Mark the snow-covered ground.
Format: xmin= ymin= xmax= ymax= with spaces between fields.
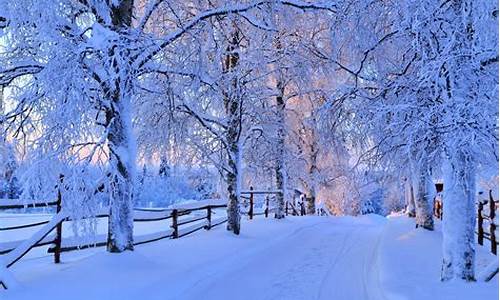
xmin=1 ymin=214 xmax=498 ymax=300
xmin=379 ymin=215 xmax=498 ymax=300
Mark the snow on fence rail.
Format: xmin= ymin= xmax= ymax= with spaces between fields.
xmin=434 ymin=189 xmax=499 ymax=255
xmin=0 ymin=201 xmax=224 ymax=263
xmin=3 ymin=211 xmax=69 ymax=268
xmin=0 ymin=198 xmax=58 ymax=209
xmin=0 ymin=188 xmax=293 ymax=275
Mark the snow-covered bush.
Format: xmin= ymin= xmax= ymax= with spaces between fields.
xmin=136 ymin=166 xmax=217 ymax=207
xmin=0 ymin=143 xmax=20 ymax=199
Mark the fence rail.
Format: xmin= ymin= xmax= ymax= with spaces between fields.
xmin=286 ymin=201 xmax=306 ymax=216
xmin=434 ymin=189 xmax=498 ymax=255
xmin=0 ymin=198 xmax=58 ymax=209
xmin=0 ymin=187 xmax=291 ymax=273
xmin=0 ymin=202 xmax=226 ymax=262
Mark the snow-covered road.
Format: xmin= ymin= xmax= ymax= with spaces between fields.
xmin=167 ymin=219 xmax=385 ymax=300
xmin=4 ymin=216 xmax=388 ymax=300
xmin=3 ymin=215 xmax=498 ymax=300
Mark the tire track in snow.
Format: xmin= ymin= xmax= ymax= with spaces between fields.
xmin=140 ymin=218 xmax=386 ymax=300
xmin=146 ymin=220 xmax=331 ymax=300
xmin=360 ymin=227 xmax=385 ymax=300
xmin=315 ymin=226 xmax=362 ymax=300
xmin=363 ymin=224 xmax=388 ymax=300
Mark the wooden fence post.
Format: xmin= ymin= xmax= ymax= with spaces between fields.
xmin=433 ymin=200 xmax=437 ymax=219
xmin=439 ymin=201 xmax=443 ymax=220
xmin=249 ymin=186 xmax=254 ymax=220
xmin=433 ymin=198 xmax=442 ymax=220
xmin=54 ymin=174 xmax=63 ymax=264
xmin=206 ymin=206 xmax=212 ymax=230
xmin=489 ymin=191 xmax=497 ymax=255
xmin=172 ymin=209 xmax=179 ymax=239
xmin=437 ymin=200 xmax=442 ymax=220
xmin=478 ymin=201 xmax=485 ymax=246
xmin=265 ymin=196 xmax=269 ymax=218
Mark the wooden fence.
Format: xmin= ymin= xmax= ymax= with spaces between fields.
xmin=240 ymin=187 xmax=280 ymax=219
xmin=286 ymin=201 xmax=305 ymax=216
xmin=0 ymin=201 xmax=227 ymax=267
xmin=0 ymin=188 xmax=291 ymax=271
xmin=241 ymin=188 xmax=313 ymax=217
xmin=433 ymin=190 xmax=498 ymax=255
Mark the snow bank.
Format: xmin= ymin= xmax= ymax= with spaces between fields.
xmin=0 ymin=261 xmax=20 ymax=290
xmin=3 ymin=211 xmax=68 ymax=268
xmin=167 ymin=198 xmax=226 ymax=210
xmin=378 ymin=216 xmax=498 ymax=300
xmin=477 ymin=259 xmax=500 ymax=282
xmin=3 ymin=217 xmax=327 ymax=300
xmin=2 ymin=215 xmax=497 ymax=299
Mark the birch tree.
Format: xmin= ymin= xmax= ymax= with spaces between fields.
xmin=325 ymin=0 xmax=497 ymax=279
xmin=436 ymin=0 xmax=498 ymax=281
xmin=0 ymin=0 xmax=337 ymax=246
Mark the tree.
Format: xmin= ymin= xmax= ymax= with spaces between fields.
xmin=0 ymin=0 xmax=337 ymax=248
xmin=158 ymin=157 xmax=171 ymax=178
xmin=302 ymin=0 xmax=495 ymax=280
xmin=0 ymin=86 xmax=19 ymax=199
xmin=222 ymin=27 xmax=244 ymax=234
xmin=388 ymin=0 xmax=498 ymax=280
xmin=324 ymin=0 xmax=497 ymax=280
xmin=437 ymin=0 xmax=498 ymax=281
xmin=403 ymin=176 xmax=416 ymax=217
xmin=273 ymin=37 xmax=286 ymax=219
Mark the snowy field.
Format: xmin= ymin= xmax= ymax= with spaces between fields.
xmin=1 ymin=214 xmax=498 ymax=300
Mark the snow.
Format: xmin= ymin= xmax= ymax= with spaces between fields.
xmin=0 ymin=198 xmax=57 ymax=208
xmin=3 ymin=211 xmax=68 ymax=268
xmin=0 ymin=261 xmax=19 ymax=289
xmin=441 ymin=154 xmax=477 ymax=281
xmin=379 ymin=215 xmax=498 ymax=300
xmin=2 ymin=214 xmax=496 ymax=299
xmin=167 ymin=198 xmax=227 ymax=210
xmin=87 ymin=23 xmax=117 ymax=51
xmin=0 ymin=212 xmax=175 ymax=258
xmin=477 ymin=259 xmax=499 ymax=282
xmin=0 ymin=234 xmax=55 ymax=255
xmin=0 ymin=0 xmax=496 ymax=296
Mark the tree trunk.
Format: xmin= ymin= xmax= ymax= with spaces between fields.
xmin=404 ymin=177 xmax=416 ymax=217
xmin=224 ymin=29 xmax=242 ymax=234
xmin=440 ymin=0 xmax=477 ymax=282
xmin=225 ymin=131 xmax=241 ymax=234
xmin=106 ymin=91 xmax=135 ymax=252
xmin=441 ymin=150 xmax=476 ymax=281
xmin=306 ymin=140 xmax=319 ymax=215
xmin=414 ymin=160 xmax=434 ymax=230
xmin=274 ymin=79 xmax=286 ymax=219
xmin=226 ymin=169 xmax=240 ymax=235
xmin=106 ymin=0 xmax=135 ymax=252
xmin=306 ymin=193 xmax=316 ymax=215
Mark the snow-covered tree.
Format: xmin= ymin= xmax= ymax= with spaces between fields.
xmin=320 ymin=0 xmax=497 ymax=280
xmin=435 ymin=0 xmax=498 ymax=281
xmin=0 ymin=0 xmax=338 ymax=246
